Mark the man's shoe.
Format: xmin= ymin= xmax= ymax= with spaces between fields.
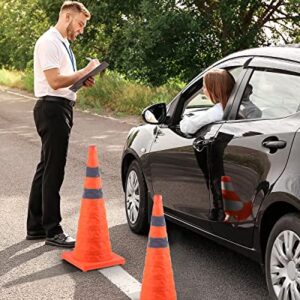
xmin=45 ymin=233 xmax=75 ymax=248
xmin=26 ymin=230 xmax=46 ymax=240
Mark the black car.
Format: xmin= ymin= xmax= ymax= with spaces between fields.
xmin=121 ymin=46 xmax=300 ymax=299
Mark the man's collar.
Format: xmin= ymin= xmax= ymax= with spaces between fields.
xmin=50 ymin=27 xmax=69 ymax=46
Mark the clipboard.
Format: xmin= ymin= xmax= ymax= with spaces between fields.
xmin=69 ymin=61 xmax=109 ymax=92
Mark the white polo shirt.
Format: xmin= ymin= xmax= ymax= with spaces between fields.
xmin=34 ymin=27 xmax=77 ymax=101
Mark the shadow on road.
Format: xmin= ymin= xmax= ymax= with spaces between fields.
xmin=0 ymin=240 xmax=55 ymax=279
xmin=0 ymin=222 xmax=271 ymax=300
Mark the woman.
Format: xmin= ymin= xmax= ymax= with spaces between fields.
xmin=180 ymin=68 xmax=235 ymax=135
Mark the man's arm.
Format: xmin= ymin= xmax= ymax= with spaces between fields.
xmin=44 ymin=59 xmax=99 ymax=90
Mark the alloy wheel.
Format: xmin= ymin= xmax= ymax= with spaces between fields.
xmin=270 ymin=230 xmax=300 ymax=299
xmin=126 ymin=170 xmax=140 ymax=224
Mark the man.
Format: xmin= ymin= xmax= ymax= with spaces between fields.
xmin=26 ymin=1 xmax=99 ymax=248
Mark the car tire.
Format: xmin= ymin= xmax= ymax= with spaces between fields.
xmin=265 ymin=213 xmax=300 ymax=300
xmin=125 ymin=160 xmax=149 ymax=234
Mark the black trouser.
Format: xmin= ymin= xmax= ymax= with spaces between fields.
xmin=27 ymin=97 xmax=73 ymax=237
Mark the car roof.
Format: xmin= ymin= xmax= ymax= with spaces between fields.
xmin=181 ymin=45 xmax=300 ymax=94
xmin=224 ymin=45 xmax=300 ymax=63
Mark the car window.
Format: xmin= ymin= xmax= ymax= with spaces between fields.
xmin=183 ymin=67 xmax=243 ymax=116
xmin=185 ymin=89 xmax=212 ymax=110
xmin=238 ymin=70 xmax=300 ymax=120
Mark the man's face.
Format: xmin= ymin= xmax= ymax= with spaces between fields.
xmin=66 ymin=12 xmax=87 ymax=41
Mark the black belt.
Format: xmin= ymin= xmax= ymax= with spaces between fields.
xmin=39 ymin=96 xmax=75 ymax=107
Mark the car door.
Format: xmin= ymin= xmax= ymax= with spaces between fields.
xmin=207 ymin=57 xmax=300 ymax=247
xmin=147 ymin=59 xmax=248 ymax=230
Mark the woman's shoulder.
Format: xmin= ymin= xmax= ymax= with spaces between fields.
xmin=209 ymin=102 xmax=223 ymax=113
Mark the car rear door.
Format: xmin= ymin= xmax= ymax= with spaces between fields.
xmin=209 ymin=57 xmax=300 ymax=247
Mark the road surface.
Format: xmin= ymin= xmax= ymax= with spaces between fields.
xmin=0 ymin=87 xmax=270 ymax=299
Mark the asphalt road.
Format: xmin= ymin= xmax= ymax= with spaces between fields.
xmin=0 ymin=88 xmax=270 ymax=300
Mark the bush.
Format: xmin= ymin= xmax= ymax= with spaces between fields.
xmin=1 ymin=68 xmax=185 ymax=116
xmin=22 ymin=68 xmax=34 ymax=92
xmin=0 ymin=68 xmax=28 ymax=89
xmin=77 ymin=71 xmax=184 ymax=115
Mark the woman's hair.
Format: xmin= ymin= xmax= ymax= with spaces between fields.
xmin=60 ymin=1 xmax=91 ymax=20
xmin=204 ymin=69 xmax=235 ymax=109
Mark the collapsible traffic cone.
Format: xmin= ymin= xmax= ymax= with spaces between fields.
xmin=221 ymin=176 xmax=252 ymax=221
xmin=62 ymin=145 xmax=125 ymax=271
xmin=140 ymin=195 xmax=176 ymax=300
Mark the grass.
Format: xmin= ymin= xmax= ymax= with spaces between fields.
xmin=0 ymin=69 xmax=25 ymax=89
xmin=77 ymin=71 xmax=184 ymax=116
xmin=0 ymin=68 xmax=184 ymax=116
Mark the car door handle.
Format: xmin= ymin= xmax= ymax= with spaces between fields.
xmin=262 ymin=140 xmax=286 ymax=150
xmin=193 ymin=139 xmax=212 ymax=152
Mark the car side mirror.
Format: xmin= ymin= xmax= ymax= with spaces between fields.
xmin=142 ymin=103 xmax=167 ymax=124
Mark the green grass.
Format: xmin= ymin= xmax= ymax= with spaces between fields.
xmin=77 ymin=71 xmax=184 ymax=115
xmin=0 ymin=69 xmax=25 ymax=89
xmin=0 ymin=68 xmax=184 ymax=116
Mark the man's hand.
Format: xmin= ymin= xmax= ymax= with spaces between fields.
xmin=83 ymin=76 xmax=95 ymax=87
xmin=84 ymin=59 xmax=100 ymax=75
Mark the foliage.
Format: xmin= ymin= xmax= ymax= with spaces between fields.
xmin=102 ymin=0 xmax=300 ymax=85
xmin=0 ymin=67 xmax=183 ymax=115
xmin=22 ymin=68 xmax=34 ymax=92
xmin=0 ymin=0 xmax=49 ymax=70
xmin=77 ymin=70 xmax=184 ymax=115
xmin=0 ymin=69 xmax=25 ymax=89
xmin=0 ymin=0 xmax=299 ymax=87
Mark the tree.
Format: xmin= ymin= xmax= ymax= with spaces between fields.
xmin=99 ymin=0 xmax=300 ymax=85
xmin=0 ymin=0 xmax=49 ymax=69
xmin=0 ymin=0 xmax=299 ymax=85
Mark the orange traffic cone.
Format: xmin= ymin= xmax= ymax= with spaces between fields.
xmin=140 ymin=194 xmax=176 ymax=300
xmin=62 ymin=145 xmax=125 ymax=271
xmin=221 ymin=176 xmax=252 ymax=221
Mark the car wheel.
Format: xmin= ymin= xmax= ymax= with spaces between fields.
xmin=125 ymin=160 xmax=149 ymax=234
xmin=265 ymin=213 xmax=300 ymax=300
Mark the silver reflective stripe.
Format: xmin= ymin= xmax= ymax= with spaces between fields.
xmin=151 ymin=216 xmax=166 ymax=226
xmin=148 ymin=237 xmax=168 ymax=248
xmin=86 ymin=167 xmax=100 ymax=178
xmin=83 ymin=188 xmax=103 ymax=199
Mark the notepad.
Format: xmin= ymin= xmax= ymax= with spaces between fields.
xmin=69 ymin=61 xmax=109 ymax=92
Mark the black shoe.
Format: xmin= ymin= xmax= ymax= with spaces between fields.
xmin=45 ymin=233 xmax=75 ymax=248
xmin=26 ymin=230 xmax=46 ymax=240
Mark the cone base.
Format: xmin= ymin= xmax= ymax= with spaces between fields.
xmin=61 ymin=251 xmax=125 ymax=272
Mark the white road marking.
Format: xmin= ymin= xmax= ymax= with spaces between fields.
xmin=6 ymin=90 xmax=36 ymax=100
xmin=3 ymin=88 xmax=139 ymax=126
xmin=99 ymin=266 xmax=142 ymax=300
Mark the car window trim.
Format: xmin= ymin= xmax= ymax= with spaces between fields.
xmin=181 ymin=56 xmax=253 ymax=95
xmin=223 ymin=68 xmax=251 ymax=120
xmin=248 ymin=57 xmax=300 ymax=75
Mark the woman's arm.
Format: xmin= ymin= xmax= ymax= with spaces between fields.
xmin=180 ymin=103 xmax=223 ymax=135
